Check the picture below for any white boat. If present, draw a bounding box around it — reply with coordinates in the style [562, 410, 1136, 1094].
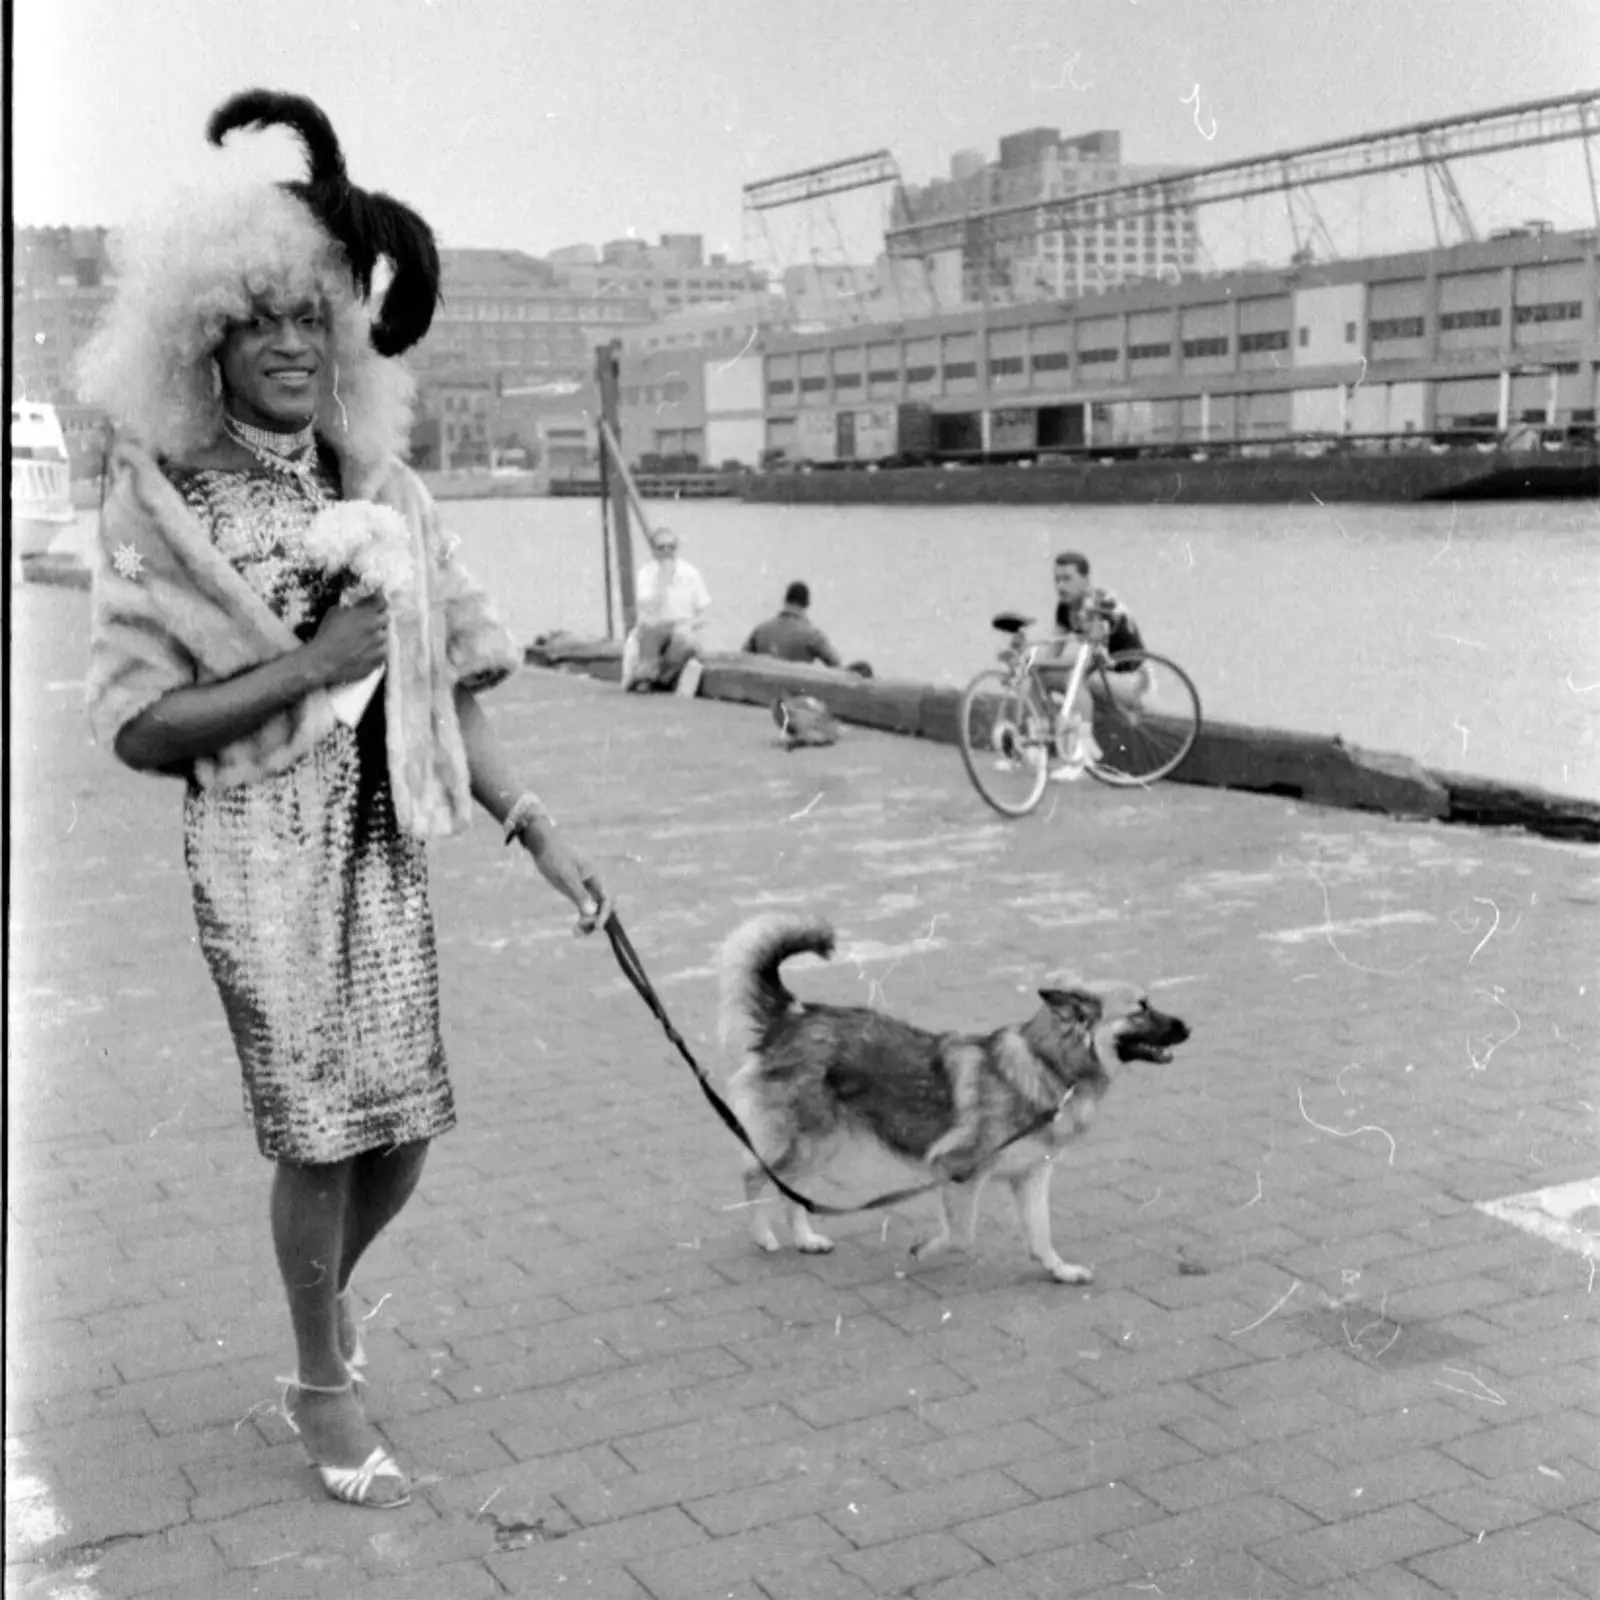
[11, 399, 76, 560]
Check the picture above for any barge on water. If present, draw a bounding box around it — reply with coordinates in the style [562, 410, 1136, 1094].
[740, 433, 1600, 506]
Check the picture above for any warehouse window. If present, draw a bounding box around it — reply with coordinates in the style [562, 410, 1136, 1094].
[1514, 301, 1582, 324]
[1369, 317, 1425, 340]
[1439, 308, 1502, 330]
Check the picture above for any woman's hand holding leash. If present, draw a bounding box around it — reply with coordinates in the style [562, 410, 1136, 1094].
[502, 791, 612, 935]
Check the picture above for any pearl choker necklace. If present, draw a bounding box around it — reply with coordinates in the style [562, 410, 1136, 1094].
[223, 415, 318, 474]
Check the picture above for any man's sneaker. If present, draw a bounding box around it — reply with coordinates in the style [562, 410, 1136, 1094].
[1048, 758, 1088, 783]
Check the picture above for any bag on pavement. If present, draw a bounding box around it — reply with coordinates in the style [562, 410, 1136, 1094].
[773, 695, 839, 749]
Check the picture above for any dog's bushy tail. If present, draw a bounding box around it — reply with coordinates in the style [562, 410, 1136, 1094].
[717, 913, 835, 1052]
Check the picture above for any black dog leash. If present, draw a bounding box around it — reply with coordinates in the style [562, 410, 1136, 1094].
[601, 916, 1069, 1219]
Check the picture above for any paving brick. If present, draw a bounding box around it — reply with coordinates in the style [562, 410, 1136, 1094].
[872, 1419, 1062, 1492]
[916, 1370, 1099, 1435]
[1490, 1458, 1600, 1515]
[1005, 1426, 1198, 1500]
[1103, 1493, 1319, 1572]
[1038, 1379, 1228, 1439]
[1295, 1563, 1466, 1600]
[1297, 1398, 1489, 1466]
[835, 1530, 988, 1593]
[434, 1342, 626, 1402]
[483, 1506, 706, 1593]
[826, 1470, 1035, 1549]
[340, 1559, 505, 1600]
[1280, 1446, 1480, 1522]
[1479, 1290, 1595, 1336]
[1407, 1514, 1600, 1598]
[915, 1539, 1136, 1599]
[1105, 1544, 1297, 1595]
[540, 1345, 755, 1415]
[621, 1514, 851, 1600]
[1378, 1274, 1524, 1322]
[1134, 1436, 1330, 1513]
[1423, 1480, 1549, 1538]
[1442, 1410, 1599, 1479]
[787, 1364, 973, 1430]
[486, 1548, 654, 1599]
[734, 1566, 876, 1600]
[686, 1459, 901, 1538]
[1192, 1345, 1361, 1408]
[956, 1481, 1159, 1563]
[727, 1311, 921, 1377]
[610, 1402, 814, 1475]
[1252, 1502, 1468, 1589]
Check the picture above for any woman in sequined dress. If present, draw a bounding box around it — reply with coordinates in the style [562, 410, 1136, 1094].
[80, 92, 610, 1510]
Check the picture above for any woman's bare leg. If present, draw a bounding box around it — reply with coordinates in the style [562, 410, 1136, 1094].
[270, 1159, 390, 1470]
[338, 1140, 429, 1293]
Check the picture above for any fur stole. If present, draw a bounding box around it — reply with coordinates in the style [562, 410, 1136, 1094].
[86, 440, 520, 841]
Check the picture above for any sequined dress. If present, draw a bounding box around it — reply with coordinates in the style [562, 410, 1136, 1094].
[168, 454, 454, 1163]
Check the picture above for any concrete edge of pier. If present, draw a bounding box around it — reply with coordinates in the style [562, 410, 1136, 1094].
[526, 632, 1600, 845]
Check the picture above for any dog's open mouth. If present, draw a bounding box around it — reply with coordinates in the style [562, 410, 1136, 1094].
[1119, 1040, 1175, 1064]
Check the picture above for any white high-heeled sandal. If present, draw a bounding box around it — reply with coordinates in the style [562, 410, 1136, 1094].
[276, 1375, 409, 1509]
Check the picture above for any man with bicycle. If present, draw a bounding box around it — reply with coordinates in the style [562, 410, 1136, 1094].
[1039, 550, 1151, 779]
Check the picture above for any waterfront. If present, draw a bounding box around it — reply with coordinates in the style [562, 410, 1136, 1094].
[442, 496, 1600, 800]
[47, 494, 1598, 798]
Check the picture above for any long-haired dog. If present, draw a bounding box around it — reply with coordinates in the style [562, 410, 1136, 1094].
[719, 913, 1190, 1284]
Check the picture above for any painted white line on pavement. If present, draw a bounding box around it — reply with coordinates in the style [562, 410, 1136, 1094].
[1477, 1176, 1600, 1260]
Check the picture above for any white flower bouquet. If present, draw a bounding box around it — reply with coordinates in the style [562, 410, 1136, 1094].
[302, 503, 414, 727]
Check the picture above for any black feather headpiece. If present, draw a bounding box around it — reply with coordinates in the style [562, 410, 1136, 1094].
[207, 89, 440, 357]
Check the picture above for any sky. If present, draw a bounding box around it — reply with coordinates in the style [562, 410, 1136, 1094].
[14, 0, 1600, 272]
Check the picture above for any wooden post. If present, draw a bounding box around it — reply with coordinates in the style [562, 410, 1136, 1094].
[598, 419, 657, 538]
[597, 423, 616, 640]
[595, 342, 638, 633]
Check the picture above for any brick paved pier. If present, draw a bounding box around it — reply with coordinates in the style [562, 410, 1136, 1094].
[9, 584, 1598, 1599]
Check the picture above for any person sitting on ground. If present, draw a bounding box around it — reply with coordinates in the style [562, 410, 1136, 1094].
[622, 526, 710, 695]
[743, 580, 843, 666]
[743, 581, 873, 676]
[1038, 549, 1151, 779]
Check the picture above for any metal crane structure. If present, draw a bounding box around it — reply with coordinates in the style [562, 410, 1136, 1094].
[741, 150, 919, 321]
[742, 150, 903, 213]
[884, 90, 1600, 300]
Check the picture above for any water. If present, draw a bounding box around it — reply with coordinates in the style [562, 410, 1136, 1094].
[443, 495, 1598, 799]
[56, 495, 1599, 797]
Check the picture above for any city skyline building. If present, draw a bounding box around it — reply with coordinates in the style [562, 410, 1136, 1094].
[893, 126, 1201, 306]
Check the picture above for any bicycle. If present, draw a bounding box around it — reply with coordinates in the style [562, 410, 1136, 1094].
[957, 607, 1202, 817]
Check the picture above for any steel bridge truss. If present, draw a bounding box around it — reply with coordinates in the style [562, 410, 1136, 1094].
[743, 151, 903, 212]
[883, 90, 1600, 260]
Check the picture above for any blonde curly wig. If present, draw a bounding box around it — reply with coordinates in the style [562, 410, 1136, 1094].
[78, 182, 415, 465]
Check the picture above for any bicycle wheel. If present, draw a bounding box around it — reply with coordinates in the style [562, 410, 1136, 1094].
[958, 669, 1053, 817]
[1084, 651, 1202, 786]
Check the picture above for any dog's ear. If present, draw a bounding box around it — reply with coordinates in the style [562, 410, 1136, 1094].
[1039, 987, 1102, 1026]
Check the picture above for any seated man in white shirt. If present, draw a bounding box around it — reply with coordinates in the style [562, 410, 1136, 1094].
[622, 527, 712, 694]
